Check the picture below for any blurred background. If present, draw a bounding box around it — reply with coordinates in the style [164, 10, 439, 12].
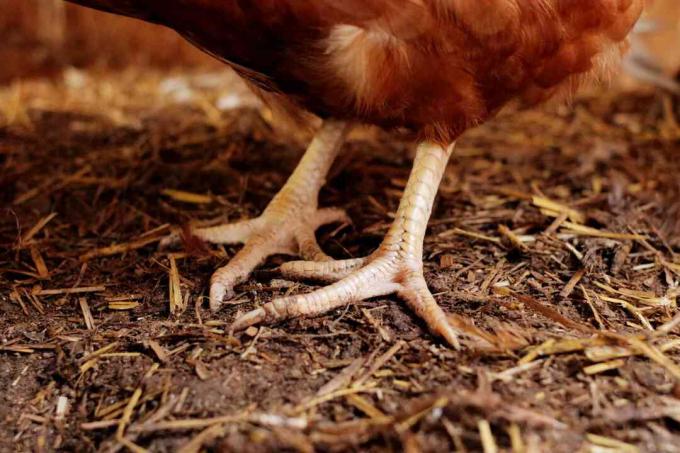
[0, 0, 215, 83]
[0, 0, 678, 86]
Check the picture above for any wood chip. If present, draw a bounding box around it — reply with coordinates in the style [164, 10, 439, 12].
[134, 413, 250, 433]
[441, 228, 501, 244]
[80, 227, 169, 261]
[317, 357, 365, 397]
[79, 298, 95, 330]
[21, 212, 58, 245]
[586, 433, 639, 453]
[624, 337, 680, 382]
[561, 222, 646, 241]
[498, 224, 528, 250]
[147, 340, 169, 363]
[560, 269, 585, 299]
[361, 308, 392, 342]
[583, 359, 626, 375]
[33, 286, 105, 296]
[108, 301, 140, 310]
[353, 341, 405, 387]
[346, 394, 385, 419]
[478, 419, 498, 453]
[532, 196, 584, 223]
[30, 246, 50, 279]
[169, 254, 186, 316]
[162, 189, 214, 204]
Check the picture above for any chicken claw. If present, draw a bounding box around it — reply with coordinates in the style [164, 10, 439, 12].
[180, 120, 350, 311]
[232, 141, 462, 348]
[206, 206, 350, 309]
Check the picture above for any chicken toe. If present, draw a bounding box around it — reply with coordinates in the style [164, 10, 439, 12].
[232, 141, 462, 348]
[207, 205, 349, 310]
[168, 120, 350, 311]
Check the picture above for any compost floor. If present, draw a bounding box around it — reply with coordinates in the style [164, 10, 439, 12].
[1, 68, 680, 452]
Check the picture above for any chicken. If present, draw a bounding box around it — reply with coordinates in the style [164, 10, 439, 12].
[63, 0, 645, 347]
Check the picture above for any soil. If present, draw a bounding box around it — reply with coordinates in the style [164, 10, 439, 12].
[1, 68, 680, 452]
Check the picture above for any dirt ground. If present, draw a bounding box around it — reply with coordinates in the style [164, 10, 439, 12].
[1, 68, 680, 453]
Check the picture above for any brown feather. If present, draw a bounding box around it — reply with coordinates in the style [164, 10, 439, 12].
[65, 0, 645, 143]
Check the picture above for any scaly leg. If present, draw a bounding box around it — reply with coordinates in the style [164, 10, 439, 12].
[167, 120, 351, 311]
[232, 141, 461, 348]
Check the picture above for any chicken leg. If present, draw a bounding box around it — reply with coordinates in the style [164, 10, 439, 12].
[182, 120, 350, 311]
[232, 141, 461, 348]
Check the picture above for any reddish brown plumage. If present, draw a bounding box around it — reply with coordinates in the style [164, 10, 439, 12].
[66, 0, 645, 143]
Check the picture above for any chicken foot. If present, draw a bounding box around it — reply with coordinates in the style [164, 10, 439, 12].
[232, 141, 461, 348]
[180, 120, 351, 311]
